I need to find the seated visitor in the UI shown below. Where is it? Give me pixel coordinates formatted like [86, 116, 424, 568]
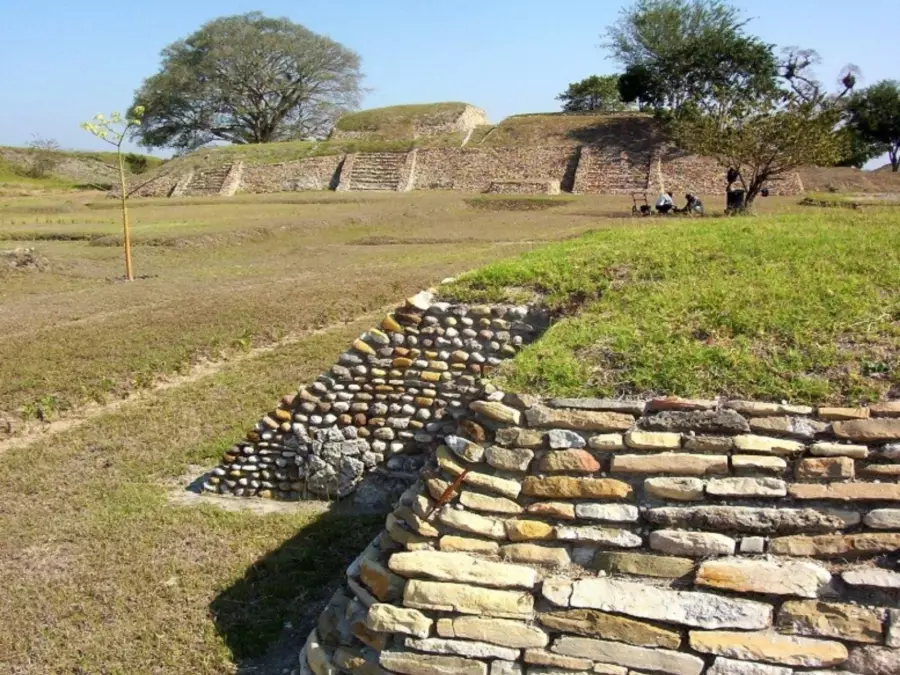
[683, 193, 704, 215]
[655, 191, 674, 214]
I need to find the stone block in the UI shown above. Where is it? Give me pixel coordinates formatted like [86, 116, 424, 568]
[684, 436, 735, 452]
[569, 577, 773, 630]
[522, 477, 632, 499]
[864, 509, 900, 529]
[527, 502, 576, 520]
[546, 398, 645, 415]
[649, 530, 736, 557]
[501, 543, 571, 567]
[494, 427, 545, 449]
[490, 662, 520, 675]
[833, 418, 900, 442]
[445, 435, 485, 463]
[818, 407, 870, 421]
[547, 429, 586, 449]
[788, 483, 900, 501]
[379, 650, 488, 675]
[644, 505, 859, 534]
[574, 503, 639, 522]
[770, 533, 900, 557]
[505, 520, 556, 542]
[796, 457, 855, 480]
[739, 537, 766, 554]
[404, 580, 534, 619]
[871, 401, 900, 417]
[539, 450, 602, 473]
[810, 442, 870, 458]
[525, 405, 635, 432]
[485, 446, 535, 472]
[842, 568, 900, 589]
[541, 578, 573, 607]
[696, 558, 831, 598]
[556, 526, 642, 547]
[538, 609, 681, 648]
[438, 507, 507, 540]
[706, 477, 787, 498]
[403, 636, 518, 661]
[523, 648, 592, 671]
[611, 453, 728, 476]
[552, 636, 704, 675]
[726, 401, 814, 416]
[367, 603, 432, 638]
[689, 630, 848, 667]
[438, 616, 549, 649]
[439, 536, 500, 554]
[749, 415, 829, 439]
[594, 551, 694, 579]
[644, 477, 705, 501]
[777, 600, 884, 644]
[588, 433, 626, 451]
[642, 409, 749, 434]
[732, 455, 787, 474]
[706, 658, 794, 675]
[733, 435, 805, 455]
[360, 558, 406, 602]
[389, 551, 537, 588]
[623, 429, 682, 450]
[846, 646, 900, 675]
[460, 491, 523, 515]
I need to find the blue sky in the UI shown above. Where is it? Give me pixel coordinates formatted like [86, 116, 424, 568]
[1, 0, 897, 157]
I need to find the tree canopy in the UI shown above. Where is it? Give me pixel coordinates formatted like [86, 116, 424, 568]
[132, 12, 363, 151]
[844, 80, 900, 171]
[605, 0, 777, 110]
[557, 75, 628, 112]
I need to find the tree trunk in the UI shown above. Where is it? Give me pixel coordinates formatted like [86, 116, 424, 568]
[891, 146, 899, 172]
[744, 176, 765, 209]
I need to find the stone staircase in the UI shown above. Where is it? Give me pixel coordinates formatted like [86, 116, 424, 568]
[345, 153, 407, 191]
[182, 164, 234, 196]
[574, 146, 653, 195]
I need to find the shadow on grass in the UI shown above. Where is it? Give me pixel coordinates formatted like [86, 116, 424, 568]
[210, 510, 384, 670]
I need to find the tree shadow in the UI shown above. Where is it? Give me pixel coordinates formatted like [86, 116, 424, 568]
[210, 509, 385, 672]
[566, 115, 666, 147]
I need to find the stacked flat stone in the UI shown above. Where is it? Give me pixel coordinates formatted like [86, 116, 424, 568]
[202, 292, 545, 501]
[300, 394, 900, 675]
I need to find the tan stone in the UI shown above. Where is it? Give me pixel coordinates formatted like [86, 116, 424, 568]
[470, 400, 522, 425]
[541, 578, 573, 607]
[494, 427, 544, 448]
[733, 435, 805, 455]
[425, 477, 451, 501]
[379, 651, 487, 675]
[810, 442, 870, 458]
[624, 429, 682, 450]
[437, 508, 507, 540]
[360, 559, 406, 602]
[389, 551, 537, 588]
[684, 436, 735, 452]
[594, 551, 694, 579]
[696, 558, 831, 598]
[689, 630, 849, 667]
[395, 506, 441, 537]
[522, 476, 633, 499]
[796, 457, 855, 480]
[588, 433, 626, 451]
[484, 446, 535, 472]
[788, 483, 900, 501]
[833, 418, 900, 442]
[553, 636, 704, 675]
[732, 455, 787, 474]
[386, 513, 436, 550]
[505, 519, 555, 542]
[650, 530, 736, 556]
[403, 580, 534, 619]
[539, 449, 602, 473]
[439, 535, 500, 554]
[333, 646, 387, 675]
[769, 532, 900, 557]
[538, 609, 681, 649]
[527, 502, 576, 520]
[871, 401, 900, 417]
[726, 401, 814, 416]
[863, 509, 900, 529]
[644, 477, 706, 501]
[524, 649, 592, 671]
[366, 603, 432, 638]
[437, 447, 522, 498]
[437, 616, 549, 649]
[501, 543, 570, 567]
[526, 405, 635, 431]
[459, 491, 523, 515]
[382, 315, 403, 333]
[818, 407, 870, 420]
[861, 464, 900, 476]
[777, 600, 884, 644]
[611, 453, 728, 476]
[749, 415, 830, 438]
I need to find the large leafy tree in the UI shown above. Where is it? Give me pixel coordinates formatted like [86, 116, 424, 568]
[606, 0, 777, 111]
[844, 81, 900, 171]
[557, 75, 628, 112]
[132, 12, 363, 151]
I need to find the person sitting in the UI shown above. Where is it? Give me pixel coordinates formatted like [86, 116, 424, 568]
[683, 193, 704, 215]
[655, 191, 674, 214]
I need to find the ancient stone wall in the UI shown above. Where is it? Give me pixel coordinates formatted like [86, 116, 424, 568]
[298, 392, 900, 675]
[486, 181, 561, 195]
[331, 105, 489, 141]
[202, 292, 547, 508]
[413, 148, 576, 192]
[660, 152, 804, 197]
[239, 156, 345, 193]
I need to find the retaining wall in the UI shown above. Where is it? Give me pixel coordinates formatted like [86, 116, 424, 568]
[239, 156, 344, 193]
[295, 393, 900, 674]
[412, 147, 577, 192]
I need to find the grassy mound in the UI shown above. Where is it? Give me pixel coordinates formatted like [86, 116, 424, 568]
[477, 112, 658, 147]
[333, 102, 471, 137]
[0, 146, 164, 191]
[446, 210, 900, 404]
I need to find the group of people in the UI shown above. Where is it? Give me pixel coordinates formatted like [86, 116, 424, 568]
[655, 191, 704, 215]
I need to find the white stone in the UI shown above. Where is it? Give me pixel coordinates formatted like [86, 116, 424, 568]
[588, 433, 625, 451]
[574, 503, 640, 522]
[887, 609, 900, 648]
[707, 657, 793, 675]
[740, 537, 766, 554]
[649, 530, 736, 557]
[733, 435, 805, 455]
[645, 477, 705, 501]
[367, 603, 432, 638]
[404, 636, 519, 661]
[553, 636, 704, 675]
[732, 455, 788, 473]
[863, 509, 900, 529]
[542, 578, 573, 607]
[842, 568, 900, 589]
[569, 577, 773, 630]
[446, 435, 485, 463]
[810, 442, 869, 459]
[491, 662, 522, 675]
[624, 429, 682, 450]
[389, 551, 537, 589]
[696, 558, 831, 598]
[438, 616, 549, 649]
[706, 477, 787, 498]
[556, 526, 643, 547]
[438, 507, 507, 540]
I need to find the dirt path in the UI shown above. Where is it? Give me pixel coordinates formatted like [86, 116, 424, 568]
[0, 304, 395, 456]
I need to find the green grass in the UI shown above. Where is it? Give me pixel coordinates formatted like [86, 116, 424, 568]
[334, 102, 470, 133]
[445, 209, 900, 404]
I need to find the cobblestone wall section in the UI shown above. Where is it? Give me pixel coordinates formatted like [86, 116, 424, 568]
[202, 292, 547, 504]
[240, 156, 345, 193]
[660, 152, 804, 197]
[300, 393, 900, 675]
[413, 147, 576, 192]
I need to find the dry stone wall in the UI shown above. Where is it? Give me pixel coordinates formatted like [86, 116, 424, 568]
[202, 292, 547, 508]
[298, 392, 900, 675]
[660, 152, 804, 197]
[240, 156, 344, 193]
[413, 147, 576, 192]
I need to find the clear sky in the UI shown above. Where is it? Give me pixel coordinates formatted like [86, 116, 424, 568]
[1, 0, 898, 156]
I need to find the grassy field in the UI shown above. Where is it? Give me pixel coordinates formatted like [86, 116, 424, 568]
[447, 208, 900, 404]
[1, 189, 896, 673]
